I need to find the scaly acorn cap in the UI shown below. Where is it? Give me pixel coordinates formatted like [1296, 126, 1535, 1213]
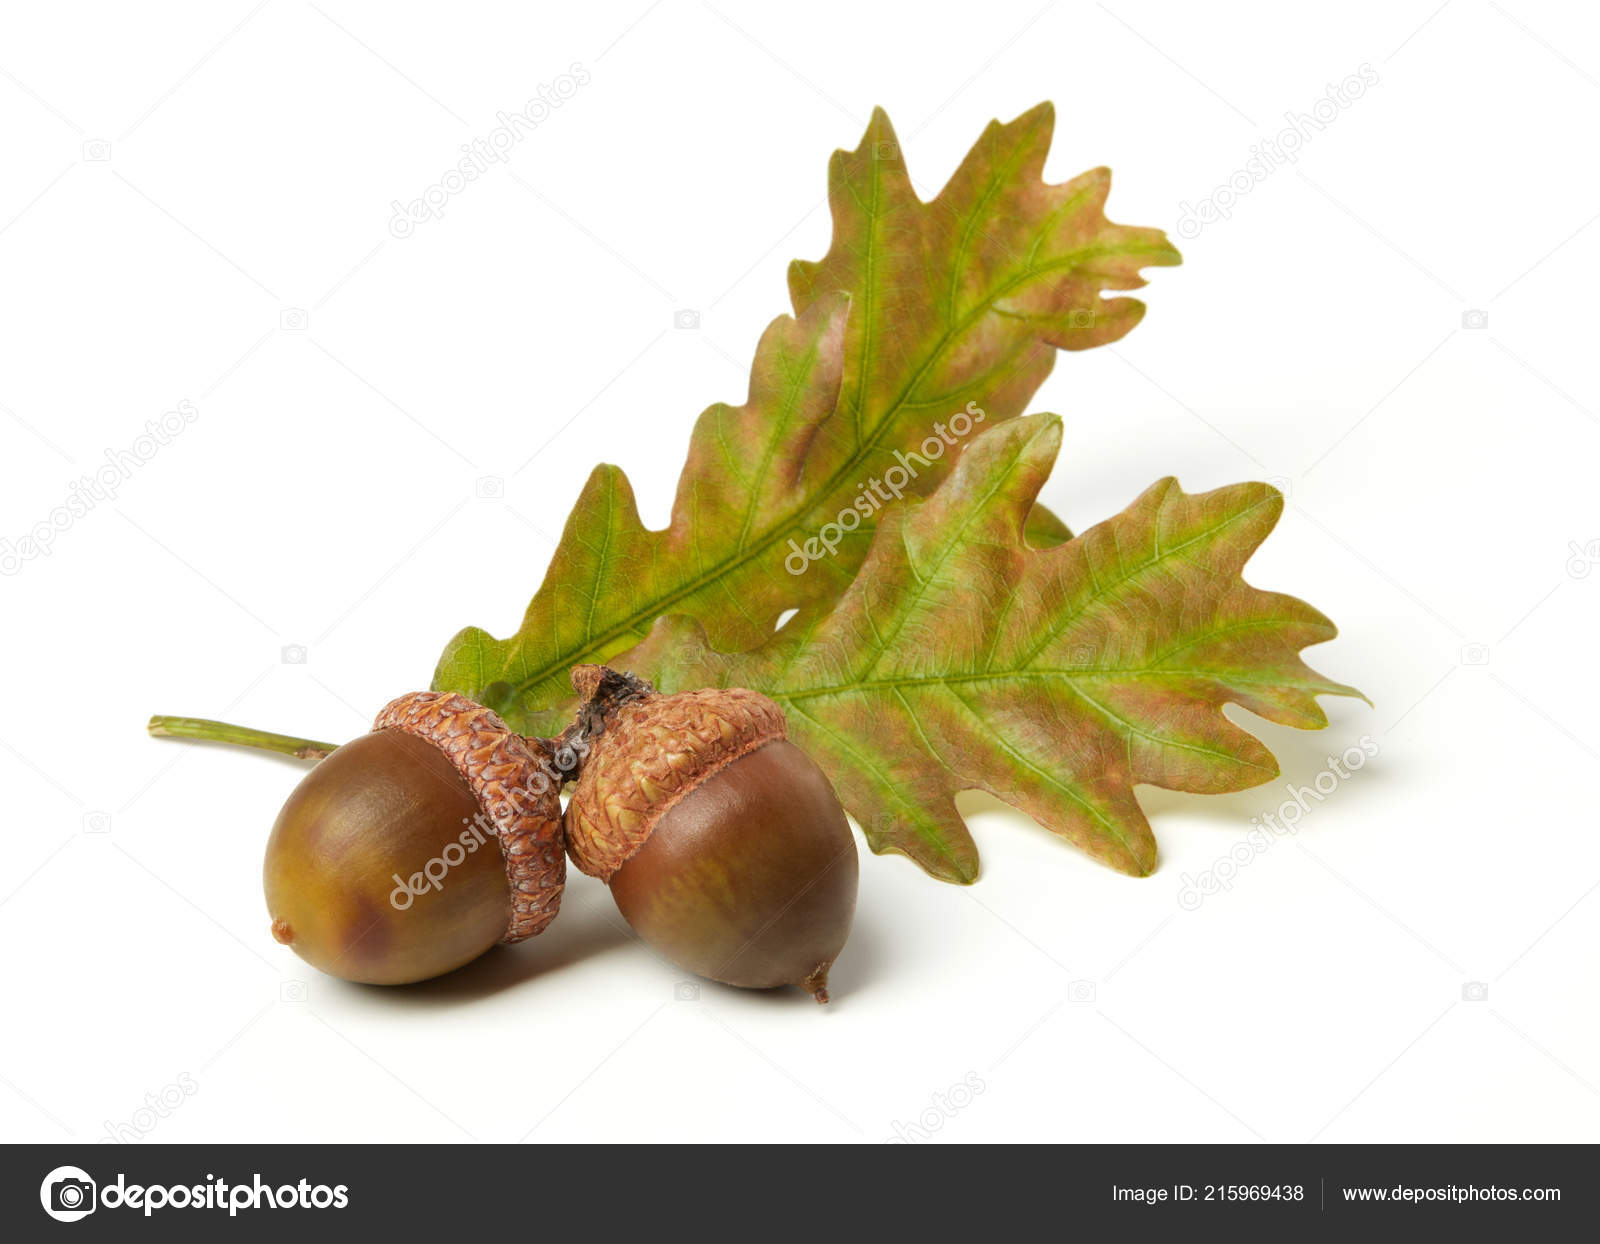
[562, 666, 786, 881]
[373, 691, 565, 941]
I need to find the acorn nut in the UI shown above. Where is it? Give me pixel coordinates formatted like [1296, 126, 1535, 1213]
[562, 666, 859, 1002]
[263, 691, 565, 985]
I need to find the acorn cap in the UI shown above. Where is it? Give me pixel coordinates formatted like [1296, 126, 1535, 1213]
[374, 691, 564, 941]
[563, 672, 785, 881]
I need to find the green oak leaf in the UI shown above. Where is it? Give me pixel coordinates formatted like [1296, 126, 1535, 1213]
[434, 104, 1178, 733]
[629, 415, 1364, 883]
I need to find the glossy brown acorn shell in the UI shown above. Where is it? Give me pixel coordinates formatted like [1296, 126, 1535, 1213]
[606, 740, 859, 994]
[263, 729, 510, 985]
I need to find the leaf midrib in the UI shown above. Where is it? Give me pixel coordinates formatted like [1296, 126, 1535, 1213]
[772, 663, 1339, 704]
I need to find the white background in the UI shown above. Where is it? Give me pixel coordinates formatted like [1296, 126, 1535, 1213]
[2, 0, 1597, 1144]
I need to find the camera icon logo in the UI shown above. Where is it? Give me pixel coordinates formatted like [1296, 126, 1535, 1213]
[673, 980, 701, 1002]
[40, 1165, 97, 1222]
[673, 309, 700, 330]
[279, 308, 309, 331]
[1566, 539, 1600, 579]
[1068, 980, 1097, 1005]
[82, 139, 112, 162]
[1459, 643, 1491, 666]
[1462, 980, 1489, 1002]
[82, 811, 112, 834]
[1265, 475, 1293, 499]
[1067, 308, 1096, 330]
[475, 476, 505, 499]
[281, 644, 308, 664]
[280, 980, 309, 1003]
[874, 140, 898, 162]
[1461, 309, 1488, 330]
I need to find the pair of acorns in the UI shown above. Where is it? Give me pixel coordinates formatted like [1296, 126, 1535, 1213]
[263, 665, 859, 1001]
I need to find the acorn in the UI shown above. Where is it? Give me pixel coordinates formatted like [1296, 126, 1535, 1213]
[562, 666, 858, 1002]
[263, 691, 566, 985]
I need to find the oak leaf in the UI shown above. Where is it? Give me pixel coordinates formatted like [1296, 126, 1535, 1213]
[631, 416, 1362, 881]
[434, 105, 1178, 733]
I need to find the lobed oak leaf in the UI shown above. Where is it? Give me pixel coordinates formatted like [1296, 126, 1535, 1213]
[434, 105, 1177, 733]
[631, 415, 1363, 882]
